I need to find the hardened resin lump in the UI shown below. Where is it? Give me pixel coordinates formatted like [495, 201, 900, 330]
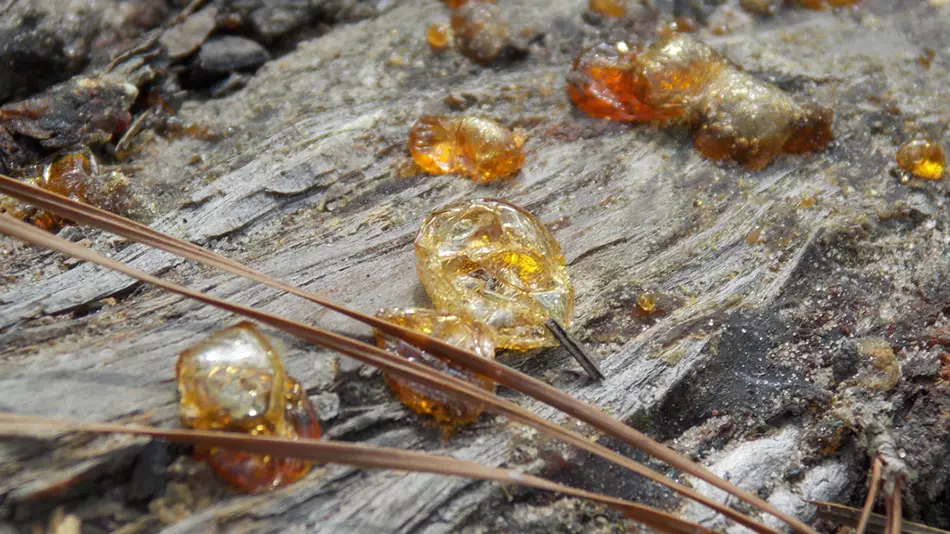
[414, 198, 574, 350]
[566, 42, 673, 122]
[375, 308, 496, 428]
[408, 116, 525, 182]
[450, 1, 509, 64]
[567, 33, 834, 169]
[176, 322, 320, 493]
[0, 149, 97, 231]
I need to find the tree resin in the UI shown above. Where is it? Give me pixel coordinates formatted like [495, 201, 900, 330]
[567, 33, 833, 169]
[375, 308, 496, 429]
[176, 322, 320, 493]
[415, 198, 574, 350]
[408, 116, 525, 182]
[896, 138, 945, 180]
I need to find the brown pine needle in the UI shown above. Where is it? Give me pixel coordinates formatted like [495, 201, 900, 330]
[857, 457, 884, 534]
[0, 213, 775, 534]
[891, 477, 903, 534]
[812, 502, 950, 534]
[0, 414, 710, 534]
[0, 176, 811, 534]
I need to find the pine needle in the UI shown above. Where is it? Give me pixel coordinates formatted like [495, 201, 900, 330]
[0, 176, 811, 534]
[812, 502, 949, 534]
[0, 413, 710, 534]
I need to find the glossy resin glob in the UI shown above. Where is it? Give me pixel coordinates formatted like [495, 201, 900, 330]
[375, 308, 496, 428]
[0, 150, 97, 230]
[450, 1, 509, 64]
[0, 148, 143, 230]
[426, 23, 453, 52]
[567, 42, 673, 123]
[415, 198, 573, 350]
[176, 322, 320, 493]
[408, 116, 526, 182]
[896, 138, 945, 180]
[567, 33, 834, 170]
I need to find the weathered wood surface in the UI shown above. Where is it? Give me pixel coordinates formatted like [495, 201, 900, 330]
[2, 0, 950, 532]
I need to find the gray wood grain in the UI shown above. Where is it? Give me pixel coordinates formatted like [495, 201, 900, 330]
[1, 0, 949, 532]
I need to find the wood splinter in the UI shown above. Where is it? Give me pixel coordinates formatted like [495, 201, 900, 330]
[544, 318, 604, 381]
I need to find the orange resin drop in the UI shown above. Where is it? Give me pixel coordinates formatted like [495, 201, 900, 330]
[374, 308, 496, 429]
[450, 1, 509, 64]
[0, 149, 97, 231]
[176, 322, 321, 493]
[589, 0, 627, 18]
[408, 116, 525, 182]
[896, 139, 946, 180]
[426, 23, 453, 52]
[566, 43, 675, 122]
[567, 34, 834, 169]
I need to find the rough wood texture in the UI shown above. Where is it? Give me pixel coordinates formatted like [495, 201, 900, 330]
[2, 0, 950, 532]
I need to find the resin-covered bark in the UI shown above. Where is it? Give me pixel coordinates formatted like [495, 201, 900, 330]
[1, 1, 949, 533]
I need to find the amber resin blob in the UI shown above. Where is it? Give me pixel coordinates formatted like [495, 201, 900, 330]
[375, 308, 496, 428]
[415, 198, 573, 350]
[0, 149, 97, 231]
[408, 116, 525, 182]
[176, 322, 321, 493]
[567, 33, 834, 169]
[0, 148, 143, 230]
[896, 138, 945, 180]
[450, 1, 509, 64]
[566, 42, 671, 122]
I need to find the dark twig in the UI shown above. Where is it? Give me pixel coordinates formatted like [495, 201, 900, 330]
[544, 319, 603, 380]
[857, 457, 884, 534]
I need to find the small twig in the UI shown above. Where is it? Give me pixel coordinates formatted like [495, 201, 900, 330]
[891, 477, 903, 534]
[544, 318, 603, 381]
[884, 489, 895, 534]
[170, 0, 207, 25]
[812, 502, 950, 534]
[857, 457, 884, 534]
[103, 33, 161, 74]
[113, 110, 151, 161]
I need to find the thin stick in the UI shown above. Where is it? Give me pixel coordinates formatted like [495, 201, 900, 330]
[812, 502, 950, 534]
[113, 110, 151, 160]
[0, 213, 780, 534]
[171, 0, 207, 24]
[884, 491, 894, 534]
[544, 318, 604, 380]
[857, 457, 884, 534]
[0, 414, 710, 534]
[891, 477, 903, 534]
[0, 176, 815, 534]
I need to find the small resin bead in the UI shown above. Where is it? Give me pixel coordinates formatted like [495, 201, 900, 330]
[414, 198, 574, 350]
[450, 2, 509, 64]
[374, 308, 496, 428]
[636, 292, 657, 313]
[408, 116, 525, 182]
[896, 139, 945, 180]
[176, 322, 320, 493]
[589, 0, 627, 18]
[426, 23, 453, 52]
